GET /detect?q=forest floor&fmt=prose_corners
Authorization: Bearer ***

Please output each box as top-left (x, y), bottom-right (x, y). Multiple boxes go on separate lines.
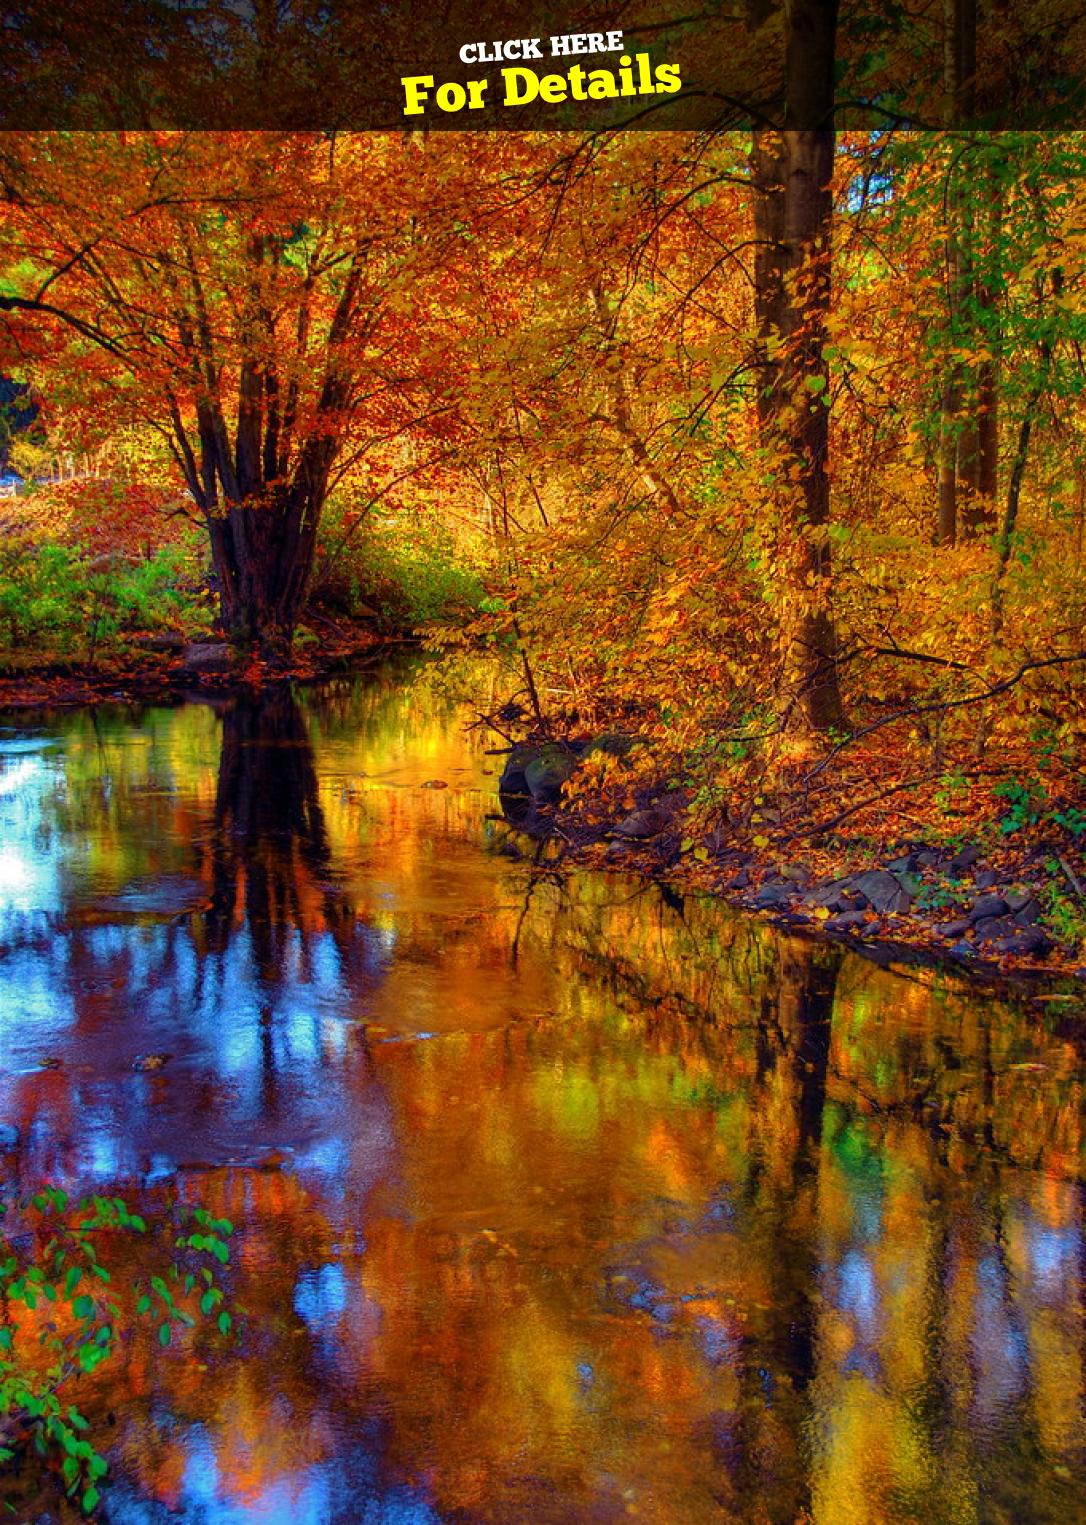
top-left (497, 733), bottom-right (1086, 985)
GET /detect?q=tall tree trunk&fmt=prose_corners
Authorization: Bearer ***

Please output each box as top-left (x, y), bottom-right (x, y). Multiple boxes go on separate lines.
top-left (939, 0), bottom-right (1000, 542)
top-left (207, 483), bottom-right (324, 664)
top-left (938, 372), bottom-right (960, 546)
top-left (750, 0), bottom-right (845, 733)
top-left (960, 164), bottom-right (1002, 534)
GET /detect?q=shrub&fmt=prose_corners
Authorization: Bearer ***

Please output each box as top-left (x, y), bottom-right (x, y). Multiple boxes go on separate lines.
top-left (310, 499), bottom-right (488, 631)
top-left (0, 540), bottom-right (207, 661)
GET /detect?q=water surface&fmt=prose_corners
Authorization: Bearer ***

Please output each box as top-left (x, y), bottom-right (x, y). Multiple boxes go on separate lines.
top-left (0, 656), bottom-right (1083, 1523)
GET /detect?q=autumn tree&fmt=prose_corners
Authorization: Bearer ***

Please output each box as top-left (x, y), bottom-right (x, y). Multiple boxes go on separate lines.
top-left (0, 131), bottom-right (470, 662)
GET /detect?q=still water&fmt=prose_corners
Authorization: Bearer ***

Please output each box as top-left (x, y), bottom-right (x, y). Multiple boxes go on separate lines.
top-left (0, 656), bottom-right (1083, 1523)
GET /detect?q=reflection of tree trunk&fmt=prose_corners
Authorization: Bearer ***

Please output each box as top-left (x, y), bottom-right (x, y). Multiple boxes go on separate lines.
top-left (205, 686), bottom-right (350, 980)
top-left (735, 943), bottom-right (841, 1517)
top-left (788, 945), bottom-right (837, 1167)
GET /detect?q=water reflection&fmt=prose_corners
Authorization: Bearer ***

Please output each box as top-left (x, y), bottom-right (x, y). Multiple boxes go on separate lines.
top-left (0, 658), bottom-right (1083, 1523)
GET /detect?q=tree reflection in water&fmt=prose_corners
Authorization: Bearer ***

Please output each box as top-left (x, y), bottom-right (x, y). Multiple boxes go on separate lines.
top-left (0, 658), bottom-right (1081, 1522)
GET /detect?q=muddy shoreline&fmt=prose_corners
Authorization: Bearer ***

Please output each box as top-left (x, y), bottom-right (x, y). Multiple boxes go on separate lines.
top-left (494, 736), bottom-right (1086, 991)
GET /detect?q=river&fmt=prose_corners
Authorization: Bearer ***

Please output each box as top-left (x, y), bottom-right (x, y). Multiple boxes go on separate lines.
top-left (0, 654), bottom-right (1083, 1523)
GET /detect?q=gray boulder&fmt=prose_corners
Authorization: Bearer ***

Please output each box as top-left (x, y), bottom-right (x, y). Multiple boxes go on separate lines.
top-left (612, 808), bottom-right (669, 840)
top-left (849, 870), bottom-right (914, 914)
top-left (181, 641), bottom-right (232, 674)
top-left (524, 746), bottom-right (577, 804)
top-left (969, 894), bottom-right (1010, 923)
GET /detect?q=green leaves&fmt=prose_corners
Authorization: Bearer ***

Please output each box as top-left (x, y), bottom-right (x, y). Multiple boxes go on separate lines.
top-left (1, 1182), bottom-right (240, 1515)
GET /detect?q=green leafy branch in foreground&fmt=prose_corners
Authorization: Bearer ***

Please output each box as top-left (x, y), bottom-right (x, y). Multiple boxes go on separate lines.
top-left (0, 1185), bottom-right (237, 1514)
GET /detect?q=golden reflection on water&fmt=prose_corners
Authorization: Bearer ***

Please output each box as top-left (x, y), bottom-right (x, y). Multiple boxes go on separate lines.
top-left (0, 656), bottom-right (1083, 1523)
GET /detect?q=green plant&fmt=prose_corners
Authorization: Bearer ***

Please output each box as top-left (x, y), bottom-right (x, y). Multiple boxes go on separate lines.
top-left (310, 500), bottom-right (488, 631)
top-left (1040, 870), bottom-right (1086, 952)
top-left (0, 540), bottom-right (206, 661)
top-left (1051, 806), bottom-right (1086, 837)
top-left (934, 766), bottom-right (970, 815)
top-left (1, 1185), bottom-right (236, 1514)
top-left (993, 775), bottom-right (1050, 835)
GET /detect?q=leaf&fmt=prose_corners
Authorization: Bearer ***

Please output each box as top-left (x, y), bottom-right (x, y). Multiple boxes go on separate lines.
top-left (158, 1322), bottom-right (171, 1348)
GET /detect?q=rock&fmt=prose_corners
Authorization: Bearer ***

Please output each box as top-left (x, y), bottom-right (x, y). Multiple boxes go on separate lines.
top-left (1013, 899), bottom-right (1043, 926)
top-left (723, 868), bottom-right (750, 891)
top-left (806, 877), bottom-right (856, 910)
top-left (949, 843), bottom-right (981, 873)
top-left (969, 894), bottom-right (1010, 923)
top-left (420, 779), bottom-right (448, 789)
top-left (935, 919), bottom-right (971, 939)
top-left (180, 641), bottom-right (232, 674)
top-left (886, 853), bottom-right (917, 873)
top-left (950, 940), bottom-right (975, 958)
top-left (612, 808), bottom-right (668, 840)
top-left (780, 863), bottom-right (812, 885)
top-left (849, 870), bottom-right (914, 914)
top-left (0, 1124), bottom-right (19, 1149)
top-left (753, 883), bottom-right (792, 909)
top-left (975, 868), bottom-right (999, 890)
top-left (497, 743), bottom-right (537, 801)
top-left (525, 746), bottom-right (577, 804)
top-left (826, 910), bottom-right (869, 931)
top-left (993, 926), bottom-right (1052, 958)
top-left (916, 850), bottom-right (942, 868)
top-left (971, 915), bottom-right (1018, 944)
top-left (133, 630), bottom-right (186, 652)
top-left (1004, 887), bottom-right (1036, 913)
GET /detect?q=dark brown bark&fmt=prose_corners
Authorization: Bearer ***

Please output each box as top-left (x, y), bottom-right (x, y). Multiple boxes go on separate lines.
top-left (750, 0), bottom-right (845, 733)
top-left (939, 0), bottom-right (1000, 543)
top-left (209, 483), bottom-right (325, 663)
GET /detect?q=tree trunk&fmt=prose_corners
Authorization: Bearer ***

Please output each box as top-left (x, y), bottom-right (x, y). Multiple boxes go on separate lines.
top-left (940, 0), bottom-right (1000, 542)
top-left (750, 0), bottom-right (845, 733)
top-left (938, 373), bottom-right (959, 546)
top-left (207, 484), bottom-right (324, 664)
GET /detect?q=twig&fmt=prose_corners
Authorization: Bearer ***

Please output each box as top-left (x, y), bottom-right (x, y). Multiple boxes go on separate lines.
top-left (805, 651), bottom-right (1086, 783)
top-left (790, 771), bottom-right (960, 838)
top-left (1056, 853), bottom-right (1085, 901)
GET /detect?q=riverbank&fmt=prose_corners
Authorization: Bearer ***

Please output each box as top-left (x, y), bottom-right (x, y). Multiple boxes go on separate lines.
top-left (0, 621), bottom-right (390, 709)
top-left (496, 733), bottom-right (1086, 982)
